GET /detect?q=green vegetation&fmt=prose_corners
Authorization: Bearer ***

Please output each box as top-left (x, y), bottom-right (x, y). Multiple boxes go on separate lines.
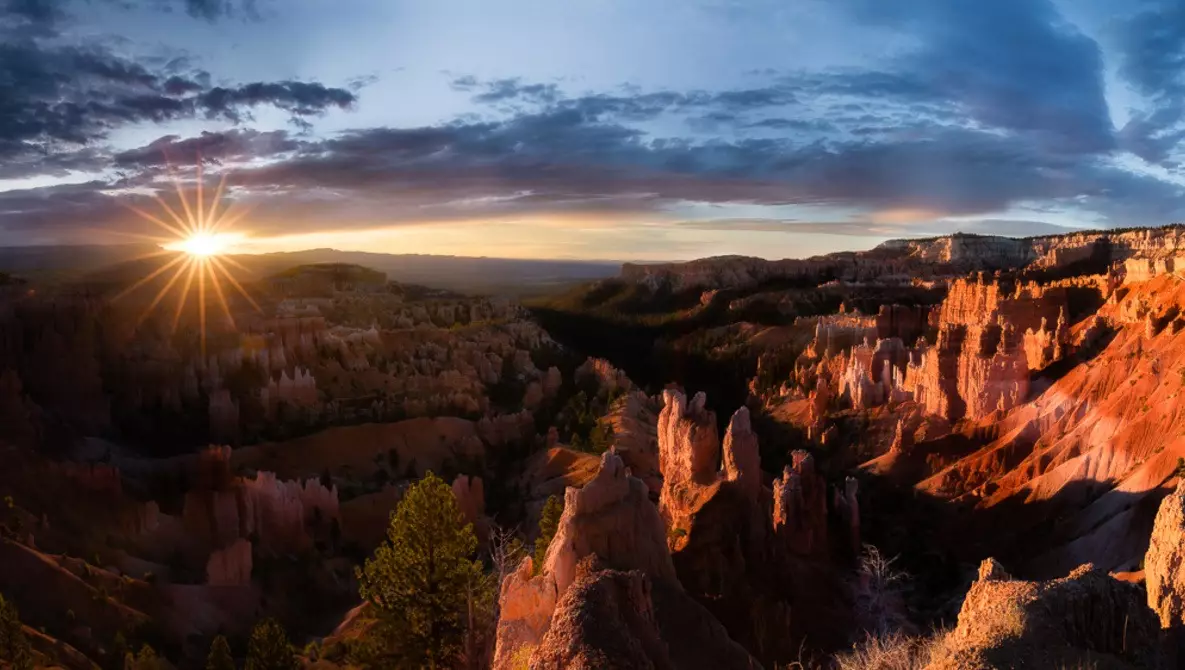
top-left (125, 644), bottom-right (165, 670)
top-left (533, 495), bottom-right (563, 576)
top-left (353, 472), bottom-right (490, 669)
top-left (206, 635), bottom-right (235, 670)
top-left (245, 619), bottom-right (297, 670)
top-left (0, 593), bottom-right (33, 670)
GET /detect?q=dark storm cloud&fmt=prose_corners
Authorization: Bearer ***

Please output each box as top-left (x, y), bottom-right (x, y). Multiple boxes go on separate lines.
top-left (11, 0), bottom-right (1185, 244)
top-left (112, 129), bottom-right (302, 168)
top-left (831, 0), bottom-right (1113, 154)
top-left (1110, 1), bottom-right (1185, 164)
top-left (456, 76), bottom-right (799, 122)
top-left (180, 0), bottom-right (257, 21)
top-left (0, 34), bottom-right (354, 170)
top-left (209, 112), bottom-right (1171, 228)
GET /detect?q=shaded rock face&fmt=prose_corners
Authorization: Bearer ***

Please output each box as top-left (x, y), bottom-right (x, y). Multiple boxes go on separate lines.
top-left (721, 407), bottom-right (760, 500)
top-left (1146, 481), bottom-right (1185, 630)
top-left (654, 392), bottom-right (853, 662)
top-left (531, 556), bottom-right (672, 670)
top-left (941, 558), bottom-right (1158, 668)
top-left (205, 538), bottom-right (252, 586)
top-left (607, 391), bottom-right (663, 497)
top-left (182, 463), bottom-right (339, 558)
top-left (772, 450), bottom-right (831, 558)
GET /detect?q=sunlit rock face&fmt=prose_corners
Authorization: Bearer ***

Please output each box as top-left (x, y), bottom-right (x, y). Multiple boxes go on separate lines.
top-left (941, 559), bottom-right (1158, 667)
top-left (1147, 481), bottom-right (1185, 631)
top-left (656, 390), bottom-right (719, 533)
top-left (492, 451), bottom-right (758, 670)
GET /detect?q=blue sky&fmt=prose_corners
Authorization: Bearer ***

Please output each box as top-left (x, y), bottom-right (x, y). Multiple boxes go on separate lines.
top-left (3, 0), bottom-right (1185, 260)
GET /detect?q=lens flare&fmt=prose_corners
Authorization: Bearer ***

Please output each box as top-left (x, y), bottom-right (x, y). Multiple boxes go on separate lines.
top-left (114, 159), bottom-right (261, 356)
top-left (168, 232), bottom-right (243, 257)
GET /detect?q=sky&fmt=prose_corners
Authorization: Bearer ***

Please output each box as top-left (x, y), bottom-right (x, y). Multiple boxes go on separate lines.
top-left (3, 0), bottom-right (1185, 261)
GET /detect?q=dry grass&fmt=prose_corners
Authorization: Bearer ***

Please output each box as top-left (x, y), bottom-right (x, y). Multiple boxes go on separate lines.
top-left (831, 630), bottom-right (954, 670)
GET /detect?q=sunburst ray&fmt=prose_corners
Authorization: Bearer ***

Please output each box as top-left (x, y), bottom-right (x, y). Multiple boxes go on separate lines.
top-left (120, 163), bottom-right (260, 351)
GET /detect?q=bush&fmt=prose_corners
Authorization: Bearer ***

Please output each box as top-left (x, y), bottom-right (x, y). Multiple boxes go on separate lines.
top-left (245, 619), bottom-right (297, 670)
top-left (833, 631), bottom-right (952, 670)
top-left (0, 593), bottom-right (33, 670)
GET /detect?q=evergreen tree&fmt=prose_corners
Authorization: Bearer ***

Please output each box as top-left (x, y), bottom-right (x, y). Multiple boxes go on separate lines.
top-left (354, 471), bottom-right (488, 669)
top-left (532, 495), bottom-right (563, 576)
top-left (0, 593), bottom-right (33, 670)
top-left (126, 644), bottom-right (163, 670)
top-left (108, 632), bottom-right (129, 670)
top-left (245, 619), bottom-right (296, 670)
top-left (206, 634), bottom-right (235, 670)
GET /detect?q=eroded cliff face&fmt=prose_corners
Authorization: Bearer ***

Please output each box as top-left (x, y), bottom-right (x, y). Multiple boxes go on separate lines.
top-left (619, 227), bottom-right (1185, 294)
top-left (492, 451), bottom-right (758, 670)
top-left (793, 276), bottom-right (1081, 428)
top-left (654, 391), bottom-right (856, 661)
top-left (1146, 481), bottom-right (1185, 631)
top-left (181, 445), bottom-right (340, 579)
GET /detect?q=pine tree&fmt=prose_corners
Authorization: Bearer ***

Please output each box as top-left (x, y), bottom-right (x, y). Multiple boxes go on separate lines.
top-left (354, 471), bottom-right (488, 669)
top-left (206, 634), bottom-right (235, 670)
top-left (533, 495), bottom-right (563, 575)
top-left (245, 619), bottom-right (297, 670)
top-left (108, 632), bottom-right (129, 670)
top-left (0, 593), bottom-right (33, 670)
top-left (126, 644), bottom-right (163, 670)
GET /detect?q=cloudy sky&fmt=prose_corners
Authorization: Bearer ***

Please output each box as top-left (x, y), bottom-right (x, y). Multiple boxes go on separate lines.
top-left (3, 0), bottom-right (1185, 261)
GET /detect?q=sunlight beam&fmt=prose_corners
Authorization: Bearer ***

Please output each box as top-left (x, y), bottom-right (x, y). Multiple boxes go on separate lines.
top-left (211, 256), bottom-right (262, 313)
top-left (136, 257), bottom-right (192, 328)
top-left (171, 259), bottom-right (198, 334)
top-left (112, 253), bottom-right (188, 302)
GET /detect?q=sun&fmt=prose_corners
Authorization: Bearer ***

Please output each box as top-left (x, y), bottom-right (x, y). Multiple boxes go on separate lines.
top-left (114, 161), bottom-right (261, 356)
top-left (170, 231), bottom-right (242, 257)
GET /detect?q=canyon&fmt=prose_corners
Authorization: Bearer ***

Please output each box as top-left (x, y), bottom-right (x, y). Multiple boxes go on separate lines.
top-left (5, 227), bottom-right (1185, 668)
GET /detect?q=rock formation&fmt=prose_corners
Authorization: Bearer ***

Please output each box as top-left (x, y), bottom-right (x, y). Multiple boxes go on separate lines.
top-left (183, 460), bottom-right (339, 558)
top-left (530, 556), bottom-right (673, 670)
top-left (772, 451), bottom-right (830, 558)
top-left (492, 451), bottom-right (757, 670)
top-left (657, 390), bottom-right (719, 532)
top-left (721, 407), bottom-right (760, 500)
top-left (941, 558), bottom-right (1158, 668)
top-left (1146, 481), bottom-right (1185, 632)
top-left (206, 538), bottom-right (252, 586)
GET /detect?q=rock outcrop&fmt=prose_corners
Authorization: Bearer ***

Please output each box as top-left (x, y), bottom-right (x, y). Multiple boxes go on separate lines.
top-left (657, 390), bottom-right (720, 534)
top-left (1146, 481), bottom-right (1185, 631)
top-left (183, 459), bottom-right (340, 559)
top-left (721, 407), bottom-right (760, 500)
top-left (939, 558), bottom-right (1158, 668)
top-left (492, 451), bottom-right (758, 670)
top-left (530, 556), bottom-right (673, 670)
top-left (772, 451), bottom-right (830, 558)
